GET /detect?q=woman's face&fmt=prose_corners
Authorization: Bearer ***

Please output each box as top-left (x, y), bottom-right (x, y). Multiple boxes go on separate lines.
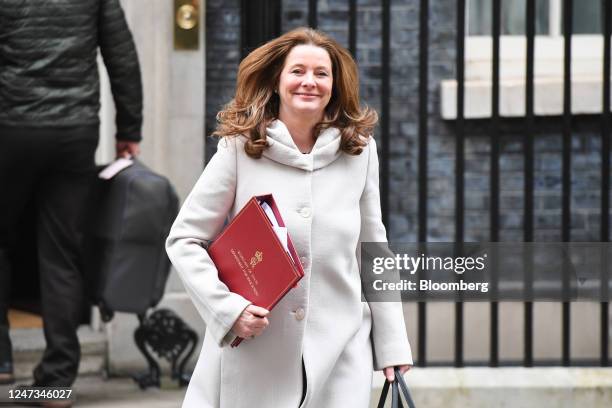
top-left (277, 44), bottom-right (333, 120)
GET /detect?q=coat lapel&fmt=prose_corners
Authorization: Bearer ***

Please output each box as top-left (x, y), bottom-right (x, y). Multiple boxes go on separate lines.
top-left (263, 120), bottom-right (342, 171)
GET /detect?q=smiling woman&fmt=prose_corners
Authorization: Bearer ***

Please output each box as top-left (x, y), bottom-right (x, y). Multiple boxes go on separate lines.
top-left (166, 27), bottom-right (413, 408)
top-left (214, 27), bottom-right (377, 159)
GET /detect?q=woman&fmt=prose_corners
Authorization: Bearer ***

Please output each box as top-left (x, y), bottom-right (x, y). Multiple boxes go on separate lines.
top-left (166, 27), bottom-right (412, 408)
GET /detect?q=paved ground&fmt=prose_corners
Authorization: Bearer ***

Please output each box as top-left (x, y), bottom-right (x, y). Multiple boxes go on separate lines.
top-left (3, 367), bottom-right (611, 407)
top-left (73, 376), bottom-right (186, 408)
top-left (1, 376), bottom-right (186, 408)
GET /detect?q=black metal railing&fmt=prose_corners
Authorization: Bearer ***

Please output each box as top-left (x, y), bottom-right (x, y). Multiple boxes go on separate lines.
top-left (601, 0), bottom-right (611, 367)
top-left (454, 0), bottom-right (466, 368)
top-left (524, 0), bottom-right (536, 368)
top-left (235, 0), bottom-right (610, 368)
top-left (417, 0), bottom-right (429, 368)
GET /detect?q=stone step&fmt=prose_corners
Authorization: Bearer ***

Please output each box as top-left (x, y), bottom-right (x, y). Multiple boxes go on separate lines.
top-left (370, 367), bottom-right (612, 408)
top-left (10, 326), bottom-right (107, 381)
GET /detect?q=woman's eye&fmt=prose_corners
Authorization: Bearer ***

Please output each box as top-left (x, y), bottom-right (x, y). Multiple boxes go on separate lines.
top-left (317, 72), bottom-right (328, 77)
top-left (291, 69), bottom-right (303, 74)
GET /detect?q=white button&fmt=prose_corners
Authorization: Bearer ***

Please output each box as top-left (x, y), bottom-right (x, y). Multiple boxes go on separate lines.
top-left (299, 207), bottom-right (311, 218)
top-left (294, 308), bottom-right (305, 321)
top-left (300, 257), bottom-right (308, 267)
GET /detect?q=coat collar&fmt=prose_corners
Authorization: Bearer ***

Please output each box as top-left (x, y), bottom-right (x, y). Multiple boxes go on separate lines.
top-left (262, 119), bottom-right (342, 171)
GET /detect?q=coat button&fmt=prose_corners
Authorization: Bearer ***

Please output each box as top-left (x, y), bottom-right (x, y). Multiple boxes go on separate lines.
top-left (299, 207), bottom-right (311, 218)
top-left (300, 257), bottom-right (308, 267)
top-left (294, 307), bottom-right (305, 321)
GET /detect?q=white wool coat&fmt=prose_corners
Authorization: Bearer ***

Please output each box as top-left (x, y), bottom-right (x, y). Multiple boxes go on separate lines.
top-left (165, 120), bottom-right (413, 408)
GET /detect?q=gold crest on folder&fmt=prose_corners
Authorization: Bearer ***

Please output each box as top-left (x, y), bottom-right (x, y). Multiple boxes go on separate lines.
top-left (250, 251), bottom-right (263, 269)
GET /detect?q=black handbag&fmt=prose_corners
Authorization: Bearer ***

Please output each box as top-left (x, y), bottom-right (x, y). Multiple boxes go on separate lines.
top-left (376, 367), bottom-right (416, 408)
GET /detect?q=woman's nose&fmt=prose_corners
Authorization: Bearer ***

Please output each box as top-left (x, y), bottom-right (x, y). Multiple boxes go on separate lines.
top-left (301, 72), bottom-right (316, 87)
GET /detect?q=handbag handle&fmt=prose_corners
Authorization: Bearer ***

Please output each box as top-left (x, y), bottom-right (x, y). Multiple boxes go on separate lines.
top-left (376, 378), bottom-right (390, 408)
top-left (376, 367), bottom-right (416, 408)
top-left (394, 367), bottom-right (416, 408)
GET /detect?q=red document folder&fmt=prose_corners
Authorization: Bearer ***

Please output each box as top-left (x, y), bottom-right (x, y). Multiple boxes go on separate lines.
top-left (208, 194), bottom-right (304, 347)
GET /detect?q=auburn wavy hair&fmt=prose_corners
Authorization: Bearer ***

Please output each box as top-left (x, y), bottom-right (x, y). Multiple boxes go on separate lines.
top-left (213, 27), bottom-right (377, 158)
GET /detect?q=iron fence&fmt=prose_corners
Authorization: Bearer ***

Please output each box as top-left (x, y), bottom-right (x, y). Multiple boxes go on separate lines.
top-left (231, 0), bottom-right (611, 368)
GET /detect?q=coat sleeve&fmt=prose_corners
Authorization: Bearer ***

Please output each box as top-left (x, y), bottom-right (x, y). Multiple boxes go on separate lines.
top-left (359, 138), bottom-right (414, 370)
top-left (98, 0), bottom-right (143, 142)
top-left (165, 137), bottom-right (251, 347)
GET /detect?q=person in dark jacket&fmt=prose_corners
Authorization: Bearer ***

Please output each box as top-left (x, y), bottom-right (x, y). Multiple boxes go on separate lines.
top-left (0, 0), bottom-right (142, 394)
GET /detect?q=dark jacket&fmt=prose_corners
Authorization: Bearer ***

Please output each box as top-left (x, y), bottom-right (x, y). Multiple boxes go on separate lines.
top-left (0, 0), bottom-right (142, 141)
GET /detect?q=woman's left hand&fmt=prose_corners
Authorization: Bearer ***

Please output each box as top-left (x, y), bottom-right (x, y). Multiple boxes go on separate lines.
top-left (383, 365), bottom-right (411, 382)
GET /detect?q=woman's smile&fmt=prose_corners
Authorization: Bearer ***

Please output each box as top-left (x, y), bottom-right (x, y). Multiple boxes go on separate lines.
top-left (294, 92), bottom-right (320, 99)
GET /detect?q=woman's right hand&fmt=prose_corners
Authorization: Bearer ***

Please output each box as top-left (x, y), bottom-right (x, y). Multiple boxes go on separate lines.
top-left (231, 305), bottom-right (270, 339)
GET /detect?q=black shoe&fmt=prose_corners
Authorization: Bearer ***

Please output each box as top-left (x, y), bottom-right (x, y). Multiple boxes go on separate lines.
top-left (0, 360), bottom-right (14, 384)
top-left (0, 324), bottom-right (14, 384)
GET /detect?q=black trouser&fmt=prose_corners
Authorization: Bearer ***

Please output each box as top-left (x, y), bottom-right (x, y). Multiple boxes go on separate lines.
top-left (0, 125), bottom-right (98, 386)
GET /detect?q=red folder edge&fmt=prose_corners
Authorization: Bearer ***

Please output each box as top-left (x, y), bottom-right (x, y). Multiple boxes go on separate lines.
top-left (210, 194), bottom-right (304, 347)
